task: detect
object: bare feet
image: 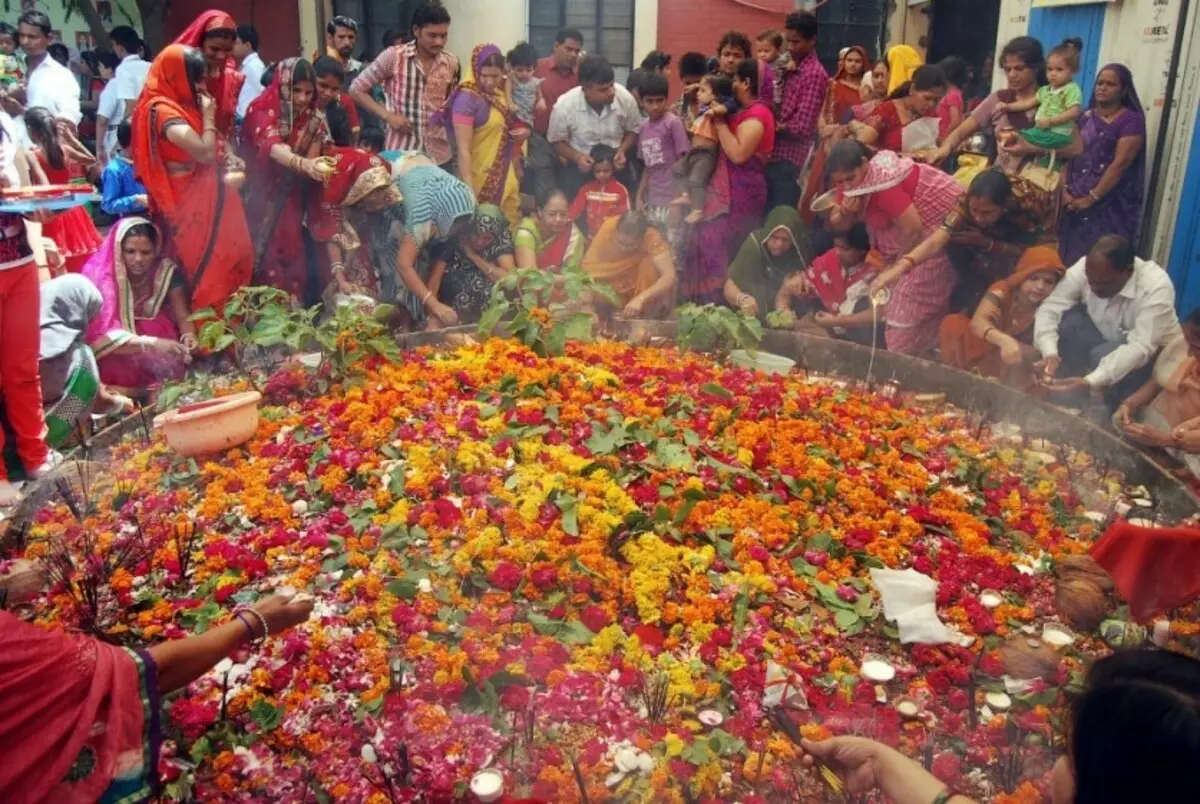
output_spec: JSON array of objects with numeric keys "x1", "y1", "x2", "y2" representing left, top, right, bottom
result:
[{"x1": 685, "y1": 209, "x2": 704, "y2": 224}]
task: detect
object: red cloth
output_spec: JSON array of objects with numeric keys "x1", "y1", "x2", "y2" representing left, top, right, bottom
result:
[
  {"x1": 132, "y1": 44, "x2": 253, "y2": 314},
  {"x1": 36, "y1": 152, "x2": 103, "y2": 272},
  {"x1": 0, "y1": 612, "x2": 158, "y2": 803},
  {"x1": 534, "y1": 56, "x2": 578, "y2": 135},
  {"x1": 1092, "y1": 521, "x2": 1200, "y2": 621},
  {"x1": 864, "y1": 100, "x2": 907, "y2": 153},
  {"x1": 240, "y1": 58, "x2": 330, "y2": 299},
  {"x1": 0, "y1": 262, "x2": 47, "y2": 477},
  {"x1": 568, "y1": 178, "x2": 630, "y2": 239},
  {"x1": 172, "y1": 10, "x2": 245, "y2": 141},
  {"x1": 805, "y1": 248, "x2": 885, "y2": 313}
]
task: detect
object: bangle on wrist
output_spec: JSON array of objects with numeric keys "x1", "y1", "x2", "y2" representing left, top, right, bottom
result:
[
  {"x1": 233, "y1": 605, "x2": 269, "y2": 646},
  {"x1": 422, "y1": 289, "x2": 433, "y2": 306},
  {"x1": 234, "y1": 611, "x2": 257, "y2": 643},
  {"x1": 931, "y1": 790, "x2": 966, "y2": 804},
  {"x1": 983, "y1": 326, "x2": 996, "y2": 343},
  {"x1": 1088, "y1": 190, "x2": 1101, "y2": 202}
]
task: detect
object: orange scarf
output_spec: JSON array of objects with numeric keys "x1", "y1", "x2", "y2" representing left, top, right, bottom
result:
[{"x1": 131, "y1": 45, "x2": 204, "y2": 216}]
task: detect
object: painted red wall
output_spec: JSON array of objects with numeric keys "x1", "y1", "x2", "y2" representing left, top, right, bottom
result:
[
  {"x1": 166, "y1": 0, "x2": 301, "y2": 62},
  {"x1": 656, "y1": 0, "x2": 793, "y2": 98}
]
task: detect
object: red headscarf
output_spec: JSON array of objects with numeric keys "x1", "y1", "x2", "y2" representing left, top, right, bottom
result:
[
  {"x1": 131, "y1": 44, "x2": 204, "y2": 216},
  {"x1": 172, "y1": 10, "x2": 244, "y2": 137},
  {"x1": 240, "y1": 58, "x2": 326, "y2": 171}
]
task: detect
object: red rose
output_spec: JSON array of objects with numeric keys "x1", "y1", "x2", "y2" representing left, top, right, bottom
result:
[
  {"x1": 931, "y1": 752, "x2": 961, "y2": 781},
  {"x1": 580, "y1": 606, "x2": 610, "y2": 633},
  {"x1": 499, "y1": 684, "x2": 531, "y2": 711},
  {"x1": 489, "y1": 562, "x2": 522, "y2": 591},
  {"x1": 633, "y1": 624, "x2": 664, "y2": 649},
  {"x1": 947, "y1": 688, "x2": 970, "y2": 710},
  {"x1": 530, "y1": 564, "x2": 559, "y2": 590}
]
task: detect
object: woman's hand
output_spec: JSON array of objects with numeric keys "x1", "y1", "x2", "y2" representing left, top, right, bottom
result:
[
  {"x1": 800, "y1": 737, "x2": 887, "y2": 796},
  {"x1": 429, "y1": 301, "x2": 459, "y2": 327},
  {"x1": 1064, "y1": 192, "x2": 1095, "y2": 212},
  {"x1": 737, "y1": 295, "x2": 759, "y2": 317},
  {"x1": 813, "y1": 311, "x2": 841, "y2": 328},
  {"x1": 999, "y1": 339, "x2": 1023, "y2": 366},
  {"x1": 297, "y1": 159, "x2": 326, "y2": 181},
  {"x1": 252, "y1": 592, "x2": 315, "y2": 636},
  {"x1": 1176, "y1": 429, "x2": 1200, "y2": 454},
  {"x1": 1123, "y1": 422, "x2": 1179, "y2": 449},
  {"x1": 180, "y1": 332, "x2": 199, "y2": 353},
  {"x1": 147, "y1": 337, "x2": 191, "y2": 362},
  {"x1": 928, "y1": 145, "x2": 951, "y2": 166},
  {"x1": 870, "y1": 262, "x2": 909, "y2": 295},
  {"x1": 198, "y1": 90, "x2": 216, "y2": 118},
  {"x1": 621, "y1": 295, "x2": 646, "y2": 319}
]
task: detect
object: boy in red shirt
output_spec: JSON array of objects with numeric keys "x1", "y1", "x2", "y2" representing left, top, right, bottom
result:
[{"x1": 568, "y1": 145, "x2": 630, "y2": 241}]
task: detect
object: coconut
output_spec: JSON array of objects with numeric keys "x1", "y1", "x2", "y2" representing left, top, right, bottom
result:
[
  {"x1": 999, "y1": 637, "x2": 1061, "y2": 680},
  {"x1": 1055, "y1": 577, "x2": 1109, "y2": 632},
  {"x1": 1055, "y1": 555, "x2": 1115, "y2": 594}
]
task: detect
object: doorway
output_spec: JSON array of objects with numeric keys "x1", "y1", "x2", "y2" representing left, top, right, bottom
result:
[
  {"x1": 927, "y1": 0, "x2": 1001, "y2": 75},
  {"x1": 333, "y1": 0, "x2": 420, "y2": 61}
]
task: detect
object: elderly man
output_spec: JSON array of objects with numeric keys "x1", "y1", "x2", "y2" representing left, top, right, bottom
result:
[
  {"x1": 1035, "y1": 235, "x2": 1183, "y2": 409},
  {"x1": 547, "y1": 55, "x2": 642, "y2": 201}
]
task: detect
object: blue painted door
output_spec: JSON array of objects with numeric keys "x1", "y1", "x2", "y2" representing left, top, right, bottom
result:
[
  {"x1": 1167, "y1": 104, "x2": 1200, "y2": 314},
  {"x1": 1027, "y1": 2, "x2": 1107, "y2": 100}
]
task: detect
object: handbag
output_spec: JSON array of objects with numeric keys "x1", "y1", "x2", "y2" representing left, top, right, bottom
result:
[{"x1": 1018, "y1": 149, "x2": 1061, "y2": 194}]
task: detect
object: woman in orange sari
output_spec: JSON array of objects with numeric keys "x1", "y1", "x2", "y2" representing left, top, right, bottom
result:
[
  {"x1": 172, "y1": 10, "x2": 244, "y2": 143},
  {"x1": 938, "y1": 245, "x2": 1065, "y2": 390},
  {"x1": 240, "y1": 58, "x2": 330, "y2": 301},
  {"x1": 132, "y1": 45, "x2": 253, "y2": 315},
  {"x1": 801, "y1": 46, "x2": 871, "y2": 222}
]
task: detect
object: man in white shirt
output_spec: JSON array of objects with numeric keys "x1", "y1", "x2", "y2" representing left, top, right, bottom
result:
[
  {"x1": 547, "y1": 55, "x2": 641, "y2": 200},
  {"x1": 1034, "y1": 235, "x2": 1183, "y2": 408},
  {"x1": 109, "y1": 26, "x2": 150, "y2": 122},
  {"x1": 234, "y1": 25, "x2": 265, "y2": 120},
  {"x1": 9, "y1": 11, "x2": 81, "y2": 146}
]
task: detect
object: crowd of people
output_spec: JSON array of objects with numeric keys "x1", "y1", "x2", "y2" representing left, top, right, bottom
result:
[
  {"x1": 0, "y1": 4, "x2": 1189, "y2": 496},
  {"x1": 1, "y1": 6, "x2": 1200, "y2": 803}
]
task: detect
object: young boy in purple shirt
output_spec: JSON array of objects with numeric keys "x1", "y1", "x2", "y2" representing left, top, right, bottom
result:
[{"x1": 634, "y1": 73, "x2": 689, "y2": 241}]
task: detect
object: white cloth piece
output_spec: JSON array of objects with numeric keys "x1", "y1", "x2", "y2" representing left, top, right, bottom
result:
[
  {"x1": 113, "y1": 55, "x2": 151, "y2": 104},
  {"x1": 96, "y1": 81, "x2": 121, "y2": 158},
  {"x1": 762, "y1": 660, "x2": 809, "y2": 709},
  {"x1": 16, "y1": 54, "x2": 82, "y2": 146},
  {"x1": 237, "y1": 52, "x2": 266, "y2": 118},
  {"x1": 1034, "y1": 256, "x2": 1183, "y2": 388},
  {"x1": 869, "y1": 567, "x2": 969, "y2": 645}
]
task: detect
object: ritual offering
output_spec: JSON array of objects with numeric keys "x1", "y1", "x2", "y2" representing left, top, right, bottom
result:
[
  {"x1": 0, "y1": 183, "x2": 97, "y2": 214},
  {"x1": 6, "y1": 328, "x2": 1197, "y2": 803}
]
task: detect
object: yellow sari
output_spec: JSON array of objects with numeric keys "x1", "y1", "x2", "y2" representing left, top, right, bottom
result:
[
  {"x1": 582, "y1": 217, "x2": 668, "y2": 305},
  {"x1": 449, "y1": 44, "x2": 521, "y2": 224}
]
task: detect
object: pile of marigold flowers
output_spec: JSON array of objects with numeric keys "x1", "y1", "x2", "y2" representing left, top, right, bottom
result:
[{"x1": 8, "y1": 338, "x2": 1180, "y2": 802}]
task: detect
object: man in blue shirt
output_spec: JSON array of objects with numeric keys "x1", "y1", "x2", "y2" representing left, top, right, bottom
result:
[{"x1": 100, "y1": 120, "x2": 147, "y2": 217}]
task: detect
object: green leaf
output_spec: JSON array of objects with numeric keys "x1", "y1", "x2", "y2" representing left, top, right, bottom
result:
[
  {"x1": 808, "y1": 532, "x2": 833, "y2": 552},
  {"x1": 250, "y1": 700, "x2": 284, "y2": 731},
  {"x1": 700, "y1": 382, "x2": 734, "y2": 400},
  {"x1": 733, "y1": 590, "x2": 749, "y2": 634},
  {"x1": 682, "y1": 739, "x2": 715, "y2": 765},
  {"x1": 189, "y1": 736, "x2": 212, "y2": 763},
  {"x1": 656, "y1": 442, "x2": 696, "y2": 472},
  {"x1": 527, "y1": 612, "x2": 595, "y2": 645},
  {"x1": 388, "y1": 579, "x2": 420, "y2": 600},
  {"x1": 835, "y1": 609, "x2": 862, "y2": 631},
  {"x1": 387, "y1": 466, "x2": 407, "y2": 497}
]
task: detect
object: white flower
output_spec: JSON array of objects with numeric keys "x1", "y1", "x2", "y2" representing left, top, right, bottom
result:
[
  {"x1": 360, "y1": 744, "x2": 378, "y2": 763},
  {"x1": 214, "y1": 658, "x2": 234, "y2": 675},
  {"x1": 418, "y1": 578, "x2": 432, "y2": 594},
  {"x1": 292, "y1": 499, "x2": 309, "y2": 516}
]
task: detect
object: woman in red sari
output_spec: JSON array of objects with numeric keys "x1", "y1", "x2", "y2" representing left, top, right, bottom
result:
[
  {"x1": 132, "y1": 44, "x2": 253, "y2": 315},
  {"x1": 240, "y1": 58, "x2": 330, "y2": 301},
  {"x1": 172, "y1": 10, "x2": 244, "y2": 143},
  {"x1": 801, "y1": 46, "x2": 871, "y2": 222}
]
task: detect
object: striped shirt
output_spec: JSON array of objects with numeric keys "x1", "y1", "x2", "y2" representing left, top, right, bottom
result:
[{"x1": 351, "y1": 43, "x2": 460, "y2": 164}]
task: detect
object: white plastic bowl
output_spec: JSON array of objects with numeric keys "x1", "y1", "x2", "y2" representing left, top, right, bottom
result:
[{"x1": 730, "y1": 350, "x2": 796, "y2": 376}]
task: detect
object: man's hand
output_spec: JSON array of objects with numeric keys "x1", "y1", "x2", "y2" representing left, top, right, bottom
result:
[
  {"x1": 1040, "y1": 376, "x2": 1090, "y2": 394},
  {"x1": 574, "y1": 153, "x2": 594, "y2": 173},
  {"x1": 1034, "y1": 355, "x2": 1062, "y2": 380},
  {"x1": 135, "y1": 194, "x2": 149, "y2": 208},
  {"x1": 511, "y1": 127, "x2": 532, "y2": 144},
  {"x1": 386, "y1": 112, "x2": 413, "y2": 134},
  {"x1": 813, "y1": 312, "x2": 840, "y2": 328},
  {"x1": 613, "y1": 150, "x2": 628, "y2": 170},
  {"x1": 621, "y1": 296, "x2": 646, "y2": 319}
]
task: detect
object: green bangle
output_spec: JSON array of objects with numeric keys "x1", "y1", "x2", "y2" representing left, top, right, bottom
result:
[{"x1": 932, "y1": 790, "x2": 961, "y2": 804}]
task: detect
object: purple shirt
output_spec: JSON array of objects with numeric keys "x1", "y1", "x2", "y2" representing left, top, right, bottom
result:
[{"x1": 637, "y1": 112, "x2": 690, "y2": 207}]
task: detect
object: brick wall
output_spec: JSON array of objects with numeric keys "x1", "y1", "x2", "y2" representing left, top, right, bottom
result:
[
  {"x1": 656, "y1": 0, "x2": 794, "y2": 98},
  {"x1": 166, "y1": 0, "x2": 301, "y2": 62}
]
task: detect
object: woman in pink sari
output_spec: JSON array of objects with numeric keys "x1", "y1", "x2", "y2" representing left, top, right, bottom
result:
[
  {"x1": 826, "y1": 142, "x2": 964, "y2": 355},
  {"x1": 0, "y1": 591, "x2": 312, "y2": 804},
  {"x1": 81, "y1": 217, "x2": 195, "y2": 394},
  {"x1": 680, "y1": 58, "x2": 775, "y2": 304},
  {"x1": 240, "y1": 58, "x2": 330, "y2": 302}
]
